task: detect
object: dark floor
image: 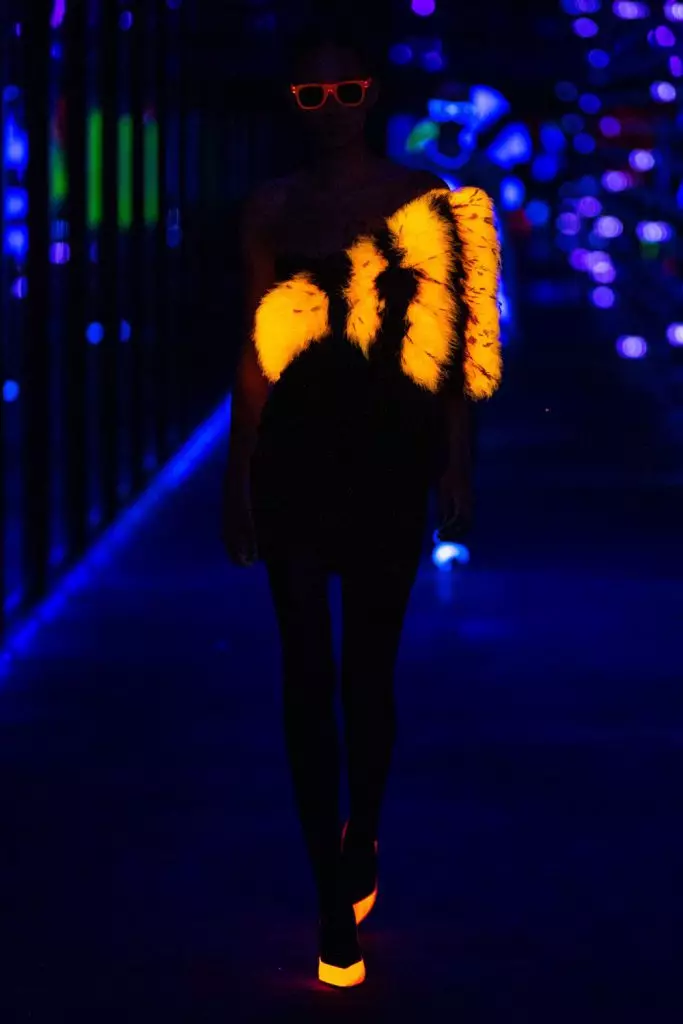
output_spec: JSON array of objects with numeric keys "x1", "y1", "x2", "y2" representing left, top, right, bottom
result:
[{"x1": 1, "y1": 296, "x2": 682, "y2": 1022}]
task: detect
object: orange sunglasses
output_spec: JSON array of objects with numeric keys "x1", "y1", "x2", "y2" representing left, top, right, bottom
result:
[{"x1": 290, "y1": 79, "x2": 373, "y2": 111}]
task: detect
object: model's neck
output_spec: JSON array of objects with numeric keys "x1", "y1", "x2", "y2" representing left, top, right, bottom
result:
[{"x1": 310, "y1": 138, "x2": 375, "y2": 188}]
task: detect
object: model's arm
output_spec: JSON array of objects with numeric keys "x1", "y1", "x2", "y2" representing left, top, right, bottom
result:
[
  {"x1": 228, "y1": 193, "x2": 275, "y2": 474},
  {"x1": 224, "y1": 189, "x2": 277, "y2": 564},
  {"x1": 437, "y1": 387, "x2": 474, "y2": 536}
]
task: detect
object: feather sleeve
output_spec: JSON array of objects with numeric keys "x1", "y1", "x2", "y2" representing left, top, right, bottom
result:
[
  {"x1": 386, "y1": 191, "x2": 459, "y2": 393},
  {"x1": 252, "y1": 272, "x2": 330, "y2": 383},
  {"x1": 447, "y1": 187, "x2": 502, "y2": 400}
]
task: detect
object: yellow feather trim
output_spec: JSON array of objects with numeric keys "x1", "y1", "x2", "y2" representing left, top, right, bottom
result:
[
  {"x1": 448, "y1": 187, "x2": 502, "y2": 400},
  {"x1": 387, "y1": 191, "x2": 458, "y2": 392},
  {"x1": 253, "y1": 272, "x2": 330, "y2": 383},
  {"x1": 344, "y1": 237, "x2": 388, "y2": 356}
]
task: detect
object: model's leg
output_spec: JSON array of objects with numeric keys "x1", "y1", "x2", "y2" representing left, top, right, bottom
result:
[
  {"x1": 340, "y1": 538, "x2": 424, "y2": 847},
  {"x1": 264, "y1": 551, "x2": 342, "y2": 911}
]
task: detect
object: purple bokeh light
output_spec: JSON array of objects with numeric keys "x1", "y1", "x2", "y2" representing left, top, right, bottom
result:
[
  {"x1": 10, "y1": 276, "x2": 28, "y2": 299},
  {"x1": 670, "y1": 56, "x2": 683, "y2": 76},
  {"x1": 664, "y1": 1, "x2": 683, "y2": 20},
  {"x1": 557, "y1": 212, "x2": 581, "y2": 235},
  {"x1": 667, "y1": 324, "x2": 683, "y2": 345},
  {"x1": 613, "y1": 1, "x2": 650, "y2": 17},
  {"x1": 649, "y1": 25, "x2": 676, "y2": 45},
  {"x1": 577, "y1": 196, "x2": 602, "y2": 217},
  {"x1": 595, "y1": 216, "x2": 623, "y2": 238},
  {"x1": 637, "y1": 221, "x2": 673, "y2": 242},
  {"x1": 602, "y1": 170, "x2": 633, "y2": 191},
  {"x1": 629, "y1": 149, "x2": 655, "y2": 171},
  {"x1": 411, "y1": 0, "x2": 436, "y2": 14},
  {"x1": 651, "y1": 81, "x2": 677, "y2": 102},
  {"x1": 599, "y1": 116, "x2": 621, "y2": 137},
  {"x1": 616, "y1": 336, "x2": 647, "y2": 359},
  {"x1": 591, "y1": 286, "x2": 615, "y2": 308},
  {"x1": 50, "y1": 0, "x2": 66, "y2": 28},
  {"x1": 574, "y1": 17, "x2": 599, "y2": 36},
  {"x1": 49, "y1": 242, "x2": 71, "y2": 264}
]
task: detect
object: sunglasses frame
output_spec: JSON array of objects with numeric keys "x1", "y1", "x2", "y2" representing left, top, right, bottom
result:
[{"x1": 290, "y1": 78, "x2": 373, "y2": 111}]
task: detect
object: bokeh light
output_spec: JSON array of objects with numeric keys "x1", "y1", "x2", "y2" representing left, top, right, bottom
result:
[
  {"x1": 411, "y1": 0, "x2": 436, "y2": 15},
  {"x1": 579, "y1": 93, "x2": 602, "y2": 113},
  {"x1": 577, "y1": 196, "x2": 602, "y2": 217},
  {"x1": 616, "y1": 335, "x2": 647, "y2": 358},
  {"x1": 637, "y1": 221, "x2": 673, "y2": 242},
  {"x1": 86, "y1": 322, "x2": 104, "y2": 345},
  {"x1": 667, "y1": 324, "x2": 683, "y2": 345},
  {"x1": 591, "y1": 285, "x2": 615, "y2": 308},
  {"x1": 574, "y1": 17, "x2": 599, "y2": 36},
  {"x1": 389, "y1": 43, "x2": 413, "y2": 65},
  {"x1": 602, "y1": 169, "x2": 633, "y2": 191},
  {"x1": 3, "y1": 380, "x2": 20, "y2": 402},
  {"x1": 574, "y1": 133, "x2": 596, "y2": 153},
  {"x1": 556, "y1": 81, "x2": 579, "y2": 101},
  {"x1": 599, "y1": 116, "x2": 621, "y2": 137},
  {"x1": 595, "y1": 215, "x2": 623, "y2": 238},
  {"x1": 588, "y1": 48, "x2": 610, "y2": 67},
  {"x1": 629, "y1": 149, "x2": 655, "y2": 171},
  {"x1": 650, "y1": 81, "x2": 676, "y2": 102},
  {"x1": 613, "y1": 1, "x2": 650, "y2": 18}
]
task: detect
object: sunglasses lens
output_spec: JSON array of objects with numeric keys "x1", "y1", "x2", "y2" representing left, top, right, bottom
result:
[
  {"x1": 297, "y1": 85, "x2": 325, "y2": 109},
  {"x1": 337, "y1": 82, "x2": 365, "y2": 106}
]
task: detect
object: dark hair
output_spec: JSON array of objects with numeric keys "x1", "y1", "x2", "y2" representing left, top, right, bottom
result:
[{"x1": 286, "y1": 18, "x2": 384, "y2": 81}]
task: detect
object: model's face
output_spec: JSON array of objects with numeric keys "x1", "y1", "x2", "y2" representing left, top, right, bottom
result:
[{"x1": 291, "y1": 44, "x2": 377, "y2": 152}]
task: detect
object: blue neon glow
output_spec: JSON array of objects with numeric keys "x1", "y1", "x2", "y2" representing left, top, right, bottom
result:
[
  {"x1": 588, "y1": 49, "x2": 610, "y2": 67},
  {"x1": 1, "y1": 399, "x2": 232, "y2": 674},
  {"x1": 439, "y1": 174, "x2": 461, "y2": 191},
  {"x1": 526, "y1": 200, "x2": 551, "y2": 226},
  {"x1": 501, "y1": 176, "x2": 526, "y2": 210},
  {"x1": 120, "y1": 320, "x2": 132, "y2": 341},
  {"x1": 574, "y1": 133, "x2": 596, "y2": 153},
  {"x1": 10, "y1": 276, "x2": 28, "y2": 298},
  {"x1": 4, "y1": 225, "x2": 28, "y2": 258},
  {"x1": 487, "y1": 124, "x2": 532, "y2": 168},
  {"x1": 422, "y1": 50, "x2": 444, "y2": 73},
  {"x1": 540, "y1": 124, "x2": 566, "y2": 153},
  {"x1": 389, "y1": 43, "x2": 413, "y2": 65},
  {"x1": 427, "y1": 99, "x2": 476, "y2": 125},
  {"x1": 616, "y1": 335, "x2": 647, "y2": 358},
  {"x1": 3, "y1": 380, "x2": 20, "y2": 402},
  {"x1": 50, "y1": 0, "x2": 66, "y2": 28},
  {"x1": 5, "y1": 188, "x2": 28, "y2": 219},
  {"x1": 86, "y1": 322, "x2": 104, "y2": 344},
  {"x1": 470, "y1": 86, "x2": 510, "y2": 128},
  {"x1": 432, "y1": 541, "x2": 471, "y2": 570},
  {"x1": 532, "y1": 153, "x2": 560, "y2": 181},
  {"x1": 3, "y1": 116, "x2": 28, "y2": 171}
]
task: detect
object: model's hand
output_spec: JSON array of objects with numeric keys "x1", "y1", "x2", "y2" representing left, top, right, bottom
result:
[
  {"x1": 223, "y1": 469, "x2": 258, "y2": 567},
  {"x1": 437, "y1": 463, "x2": 473, "y2": 541}
]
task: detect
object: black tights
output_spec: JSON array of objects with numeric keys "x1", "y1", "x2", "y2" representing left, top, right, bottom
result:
[{"x1": 265, "y1": 542, "x2": 423, "y2": 911}]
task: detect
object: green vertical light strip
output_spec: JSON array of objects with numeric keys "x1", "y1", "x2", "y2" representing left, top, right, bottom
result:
[
  {"x1": 86, "y1": 109, "x2": 103, "y2": 229},
  {"x1": 143, "y1": 117, "x2": 159, "y2": 225},
  {"x1": 49, "y1": 142, "x2": 68, "y2": 207},
  {"x1": 118, "y1": 114, "x2": 133, "y2": 230}
]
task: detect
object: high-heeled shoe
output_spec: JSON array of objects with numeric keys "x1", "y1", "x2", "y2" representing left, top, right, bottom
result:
[
  {"x1": 318, "y1": 898, "x2": 366, "y2": 988},
  {"x1": 341, "y1": 820, "x2": 379, "y2": 925}
]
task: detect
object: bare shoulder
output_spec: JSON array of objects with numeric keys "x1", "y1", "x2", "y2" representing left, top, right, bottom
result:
[
  {"x1": 406, "y1": 167, "x2": 450, "y2": 194},
  {"x1": 377, "y1": 160, "x2": 449, "y2": 205},
  {"x1": 242, "y1": 174, "x2": 295, "y2": 238}
]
